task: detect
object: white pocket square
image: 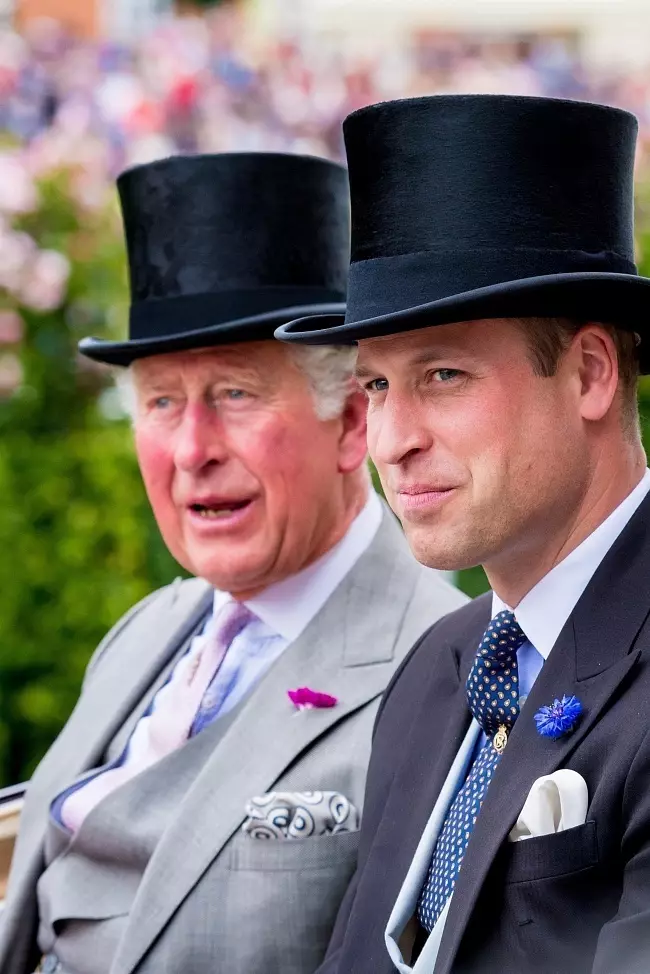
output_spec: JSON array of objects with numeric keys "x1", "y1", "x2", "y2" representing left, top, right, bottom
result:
[
  {"x1": 508, "y1": 769, "x2": 588, "y2": 842},
  {"x1": 242, "y1": 790, "x2": 359, "y2": 839}
]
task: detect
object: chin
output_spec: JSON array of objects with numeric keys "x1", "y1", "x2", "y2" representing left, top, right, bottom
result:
[
  {"x1": 416, "y1": 551, "x2": 465, "y2": 571},
  {"x1": 189, "y1": 551, "x2": 272, "y2": 594},
  {"x1": 403, "y1": 529, "x2": 475, "y2": 573}
]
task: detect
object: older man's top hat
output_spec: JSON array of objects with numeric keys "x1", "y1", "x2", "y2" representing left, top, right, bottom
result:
[
  {"x1": 277, "y1": 94, "x2": 650, "y2": 372},
  {"x1": 79, "y1": 152, "x2": 349, "y2": 366}
]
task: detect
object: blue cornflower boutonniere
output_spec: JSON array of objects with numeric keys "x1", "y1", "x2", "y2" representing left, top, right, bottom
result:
[{"x1": 534, "y1": 694, "x2": 583, "y2": 740}]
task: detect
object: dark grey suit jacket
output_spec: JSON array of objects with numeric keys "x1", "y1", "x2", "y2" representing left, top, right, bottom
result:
[
  {"x1": 317, "y1": 492, "x2": 650, "y2": 974},
  {"x1": 0, "y1": 508, "x2": 466, "y2": 974}
]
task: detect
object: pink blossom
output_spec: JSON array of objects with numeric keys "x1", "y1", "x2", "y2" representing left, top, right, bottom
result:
[
  {"x1": 0, "y1": 229, "x2": 37, "y2": 291},
  {"x1": 0, "y1": 154, "x2": 38, "y2": 214},
  {"x1": 18, "y1": 249, "x2": 70, "y2": 312},
  {"x1": 287, "y1": 687, "x2": 338, "y2": 710},
  {"x1": 0, "y1": 311, "x2": 24, "y2": 344}
]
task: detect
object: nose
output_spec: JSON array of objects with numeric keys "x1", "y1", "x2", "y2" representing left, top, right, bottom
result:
[
  {"x1": 173, "y1": 402, "x2": 228, "y2": 474},
  {"x1": 369, "y1": 392, "x2": 433, "y2": 468}
]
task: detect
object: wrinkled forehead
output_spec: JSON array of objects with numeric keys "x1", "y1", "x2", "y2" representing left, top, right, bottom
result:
[{"x1": 131, "y1": 341, "x2": 290, "y2": 388}]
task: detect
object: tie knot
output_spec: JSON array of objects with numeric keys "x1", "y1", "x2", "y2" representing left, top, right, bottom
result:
[
  {"x1": 477, "y1": 609, "x2": 526, "y2": 660},
  {"x1": 466, "y1": 609, "x2": 524, "y2": 741}
]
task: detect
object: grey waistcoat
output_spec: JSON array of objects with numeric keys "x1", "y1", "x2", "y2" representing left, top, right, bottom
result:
[{"x1": 36, "y1": 683, "x2": 236, "y2": 974}]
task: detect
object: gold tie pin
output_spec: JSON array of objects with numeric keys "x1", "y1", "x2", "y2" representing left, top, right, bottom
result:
[{"x1": 493, "y1": 724, "x2": 508, "y2": 754}]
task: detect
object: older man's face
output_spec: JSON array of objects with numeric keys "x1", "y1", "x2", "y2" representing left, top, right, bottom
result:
[
  {"x1": 132, "y1": 342, "x2": 366, "y2": 597},
  {"x1": 357, "y1": 318, "x2": 592, "y2": 575}
]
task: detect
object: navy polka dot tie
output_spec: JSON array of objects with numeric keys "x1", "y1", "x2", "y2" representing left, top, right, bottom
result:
[{"x1": 417, "y1": 610, "x2": 526, "y2": 933}]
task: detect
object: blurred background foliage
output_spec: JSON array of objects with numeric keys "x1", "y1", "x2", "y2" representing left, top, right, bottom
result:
[
  {"x1": 0, "y1": 166, "x2": 184, "y2": 785},
  {"x1": 4, "y1": 6, "x2": 650, "y2": 784}
]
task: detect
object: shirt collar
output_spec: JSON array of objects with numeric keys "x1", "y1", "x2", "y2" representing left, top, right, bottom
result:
[
  {"x1": 211, "y1": 490, "x2": 383, "y2": 643},
  {"x1": 492, "y1": 469, "x2": 650, "y2": 660}
]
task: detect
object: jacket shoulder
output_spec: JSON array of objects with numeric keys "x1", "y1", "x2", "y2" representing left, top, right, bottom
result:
[
  {"x1": 392, "y1": 566, "x2": 469, "y2": 666},
  {"x1": 421, "y1": 590, "x2": 493, "y2": 658},
  {"x1": 83, "y1": 577, "x2": 209, "y2": 687},
  {"x1": 375, "y1": 591, "x2": 492, "y2": 732},
  {"x1": 370, "y1": 506, "x2": 470, "y2": 651}
]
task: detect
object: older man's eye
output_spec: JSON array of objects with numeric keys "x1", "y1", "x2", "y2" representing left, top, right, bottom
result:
[
  {"x1": 365, "y1": 378, "x2": 389, "y2": 393},
  {"x1": 153, "y1": 396, "x2": 172, "y2": 409},
  {"x1": 208, "y1": 389, "x2": 250, "y2": 407}
]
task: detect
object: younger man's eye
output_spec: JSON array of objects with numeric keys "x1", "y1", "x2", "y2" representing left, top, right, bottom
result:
[{"x1": 432, "y1": 369, "x2": 462, "y2": 383}]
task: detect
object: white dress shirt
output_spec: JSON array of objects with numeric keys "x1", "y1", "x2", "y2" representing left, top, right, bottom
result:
[{"x1": 492, "y1": 468, "x2": 650, "y2": 707}]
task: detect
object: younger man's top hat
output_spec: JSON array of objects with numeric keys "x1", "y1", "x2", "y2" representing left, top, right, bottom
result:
[
  {"x1": 277, "y1": 95, "x2": 650, "y2": 373},
  {"x1": 79, "y1": 152, "x2": 349, "y2": 367}
]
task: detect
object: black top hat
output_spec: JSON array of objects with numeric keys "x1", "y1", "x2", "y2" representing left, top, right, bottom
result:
[
  {"x1": 277, "y1": 95, "x2": 650, "y2": 372},
  {"x1": 79, "y1": 152, "x2": 350, "y2": 366}
]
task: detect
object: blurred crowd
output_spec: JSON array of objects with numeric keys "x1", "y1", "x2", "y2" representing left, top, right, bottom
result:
[
  {"x1": 4, "y1": 4, "x2": 650, "y2": 323},
  {"x1": 4, "y1": 6, "x2": 650, "y2": 182}
]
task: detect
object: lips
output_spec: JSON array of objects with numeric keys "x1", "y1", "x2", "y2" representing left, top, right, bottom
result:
[
  {"x1": 188, "y1": 498, "x2": 254, "y2": 519},
  {"x1": 394, "y1": 484, "x2": 457, "y2": 513},
  {"x1": 395, "y1": 484, "x2": 456, "y2": 497}
]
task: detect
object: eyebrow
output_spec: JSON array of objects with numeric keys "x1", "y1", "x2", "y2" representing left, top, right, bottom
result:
[
  {"x1": 133, "y1": 378, "x2": 176, "y2": 395},
  {"x1": 354, "y1": 363, "x2": 378, "y2": 381},
  {"x1": 355, "y1": 348, "x2": 454, "y2": 380}
]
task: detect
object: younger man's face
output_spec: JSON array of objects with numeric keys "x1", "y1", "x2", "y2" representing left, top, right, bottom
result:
[{"x1": 356, "y1": 317, "x2": 592, "y2": 575}]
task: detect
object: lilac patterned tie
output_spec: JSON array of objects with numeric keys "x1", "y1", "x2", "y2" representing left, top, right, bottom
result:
[
  {"x1": 61, "y1": 599, "x2": 254, "y2": 833},
  {"x1": 417, "y1": 610, "x2": 526, "y2": 932},
  {"x1": 190, "y1": 601, "x2": 254, "y2": 735}
]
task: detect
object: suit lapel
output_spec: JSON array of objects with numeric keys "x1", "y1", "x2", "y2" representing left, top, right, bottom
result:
[
  {"x1": 434, "y1": 496, "x2": 650, "y2": 974},
  {"x1": 114, "y1": 513, "x2": 423, "y2": 974},
  {"x1": 10, "y1": 581, "x2": 212, "y2": 899},
  {"x1": 364, "y1": 600, "x2": 488, "y2": 949}
]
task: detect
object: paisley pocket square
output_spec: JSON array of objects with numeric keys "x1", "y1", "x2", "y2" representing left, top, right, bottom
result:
[
  {"x1": 508, "y1": 769, "x2": 588, "y2": 842},
  {"x1": 242, "y1": 790, "x2": 359, "y2": 839}
]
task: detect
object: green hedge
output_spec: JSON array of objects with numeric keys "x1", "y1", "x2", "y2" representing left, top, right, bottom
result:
[{"x1": 0, "y1": 173, "x2": 184, "y2": 784}]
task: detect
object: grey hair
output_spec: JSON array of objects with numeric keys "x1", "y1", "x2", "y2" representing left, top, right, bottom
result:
[
  {"x1": 114, "y1": 344, "x2": 358, "y2": 422},
  {"x1": 287, "y1": 344, "x2": 358, "y2": 420},
  {"x1": 114, "y1": 367, "x2": 138, "y2": 421}
]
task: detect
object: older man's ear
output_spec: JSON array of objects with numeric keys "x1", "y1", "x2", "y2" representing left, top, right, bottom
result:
[{"x1": 336, "y1": 387, "x2": 370, "y2": 475}]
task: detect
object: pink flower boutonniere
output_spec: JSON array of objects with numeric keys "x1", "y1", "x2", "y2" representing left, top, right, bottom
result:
[{"x1": 288, "y1": 687, "x2": 338, "y2": 710}]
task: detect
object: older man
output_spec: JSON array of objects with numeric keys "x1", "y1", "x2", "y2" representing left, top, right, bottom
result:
[
  {"x1": 278, "y1": 96, "x2": 650, "y2": 973},
  {"x1": 0, "y1": 152, "x2": 465, "y2": 974}
]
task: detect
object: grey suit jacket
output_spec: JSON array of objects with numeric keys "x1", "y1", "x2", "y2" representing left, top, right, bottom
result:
[{"x1": 0, "y1": 508, "x2": 467, "y2": 974}]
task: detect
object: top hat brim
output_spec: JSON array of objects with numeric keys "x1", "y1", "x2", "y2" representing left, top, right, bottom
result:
[
  {"x1": 79, "y1": 302, "x2": 347, "y2": 367},
  {"x1": 275, "y1": 272, "x2": 650, "y2": 373}
]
